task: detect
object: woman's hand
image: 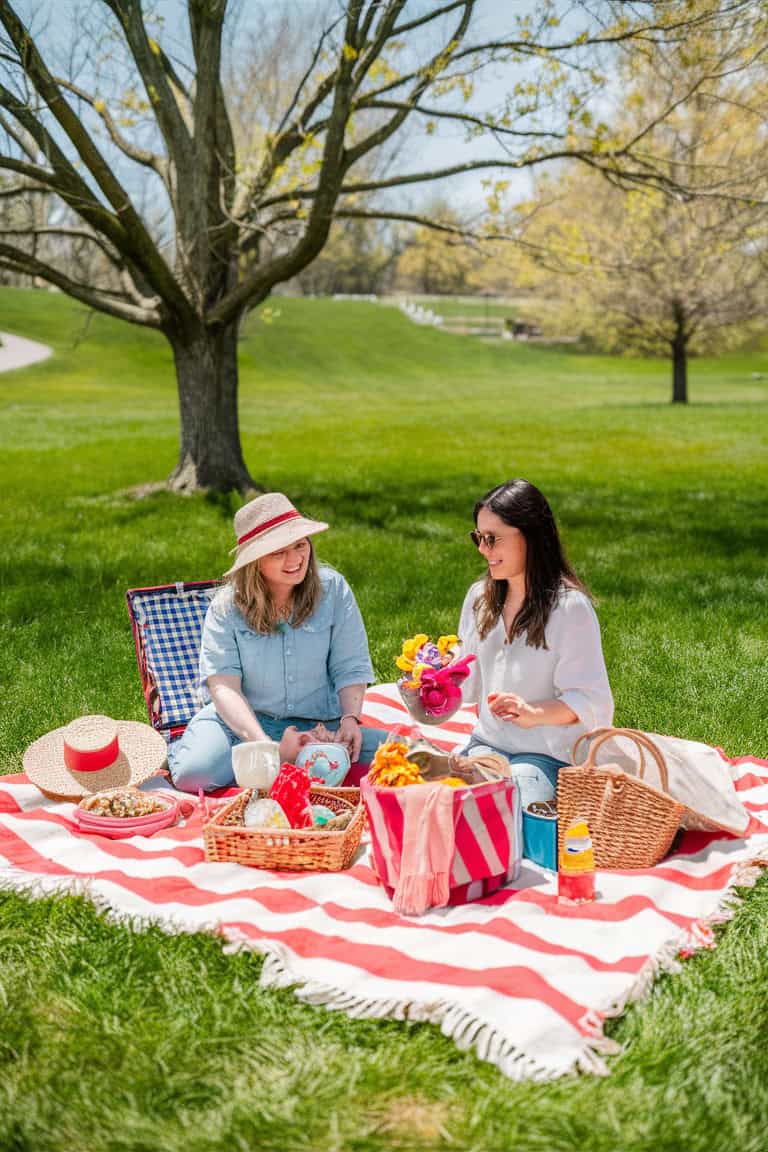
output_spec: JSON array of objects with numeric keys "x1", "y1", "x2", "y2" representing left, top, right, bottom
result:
[
  {"x1": 278, "y1": 726, "x2": 307, "y2": 764},
  {"x1": 335, "y1": 715, "x2": 363, "y2": 762},
  {"x1": 303, "y1": 722, "x2": 335, "y2": 744},
  {"x1": 487, "y1": 692, "x2": 543, "y2": 729}
]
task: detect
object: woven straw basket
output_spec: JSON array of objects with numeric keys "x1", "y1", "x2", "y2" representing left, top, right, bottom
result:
[
  {"x1": 557, "y1": 728, "x2": 685, "y2": 869},
  {"x1": 323, "y1": 785, "x2": 361, "y2": 807},
  {"x1": 203, "y1": 787, "x2": 364, "y2": 871}
]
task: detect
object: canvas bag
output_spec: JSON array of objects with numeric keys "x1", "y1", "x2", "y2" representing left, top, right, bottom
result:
[
  {"x1": 576, "y1": 727, "x2": 749, "y2": 835},
  {"x1": 361, "y1": 774, "x2": 522, "y2": 914}
]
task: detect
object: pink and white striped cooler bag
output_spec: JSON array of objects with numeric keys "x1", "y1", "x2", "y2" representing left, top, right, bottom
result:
[{"x1": 361, "y1": 777, "x2": 522, "y2": 908}]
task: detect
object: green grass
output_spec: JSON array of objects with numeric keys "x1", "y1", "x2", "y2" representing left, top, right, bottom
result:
[{"x1": 1, "y1": 286, "x2": 767, "y2": 1151}]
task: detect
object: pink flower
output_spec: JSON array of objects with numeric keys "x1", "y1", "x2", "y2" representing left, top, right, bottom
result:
[{"x1": 418, "y1": 655, "x2": 475, "y2": 717}]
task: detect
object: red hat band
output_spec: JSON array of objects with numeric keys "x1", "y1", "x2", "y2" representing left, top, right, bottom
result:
[
  {"x1": 237, "y1": 509, "x2": 302, "y2": 548},
  {"x1": 63, "y1": 734, "x2": 120, "y2": 773}
]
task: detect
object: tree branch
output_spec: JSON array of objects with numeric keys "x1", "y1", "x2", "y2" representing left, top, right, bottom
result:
[
  {"x1": 260, "y1": 151, "x2": 604, "y2": 209},
  {"x1": 273, "y1": 11, "x2": 346, "y2": 139},
  {"x1": 357, "y1": 98, "x2": 566, "y2": 141},
  {"x1": 345, "y1": 1, "x2": 474, "y2": 169},
  {"x1": 0, "y1": 240, "x2": 162, "y2": 326},
  {"x1": 0, "y1": 4, "x2": 190, "y2": 317},
  {"x1": 212, "y1": 1, "x2": 367, "y2": 324},
  {"x1": 99, "y1": 0, "x2": 193, "y2": 158},
  {"x1": 0, "y1": 179, "x2": 49, "y2": 198},
  {"x1": 391, "y1": 0, "x2": 471, "y2": 38},
  {"x1": 334, "y1": 206, "x2": 517, "y2": 244},
  {"x1": 0, "y1": 224, "x2": 121, "y2": 264},
  {"x1": 52, "y1": 74, "x2": 166, "y2": 175}
]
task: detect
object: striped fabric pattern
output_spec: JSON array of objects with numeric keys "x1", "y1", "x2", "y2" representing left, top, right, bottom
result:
[
  {"x1": 2, "y1": 682, "x2": 767, "y2": 1081},
  {"x1": 364, "y1": 777, "x2": 522, "y2": 904}
]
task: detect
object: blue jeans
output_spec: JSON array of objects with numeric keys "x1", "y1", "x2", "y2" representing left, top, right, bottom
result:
[
  {"x1": 461, "y1": 736, "x2": 567, "y2": 811},
  {"x1": 167, "y1": 701, "x2": 387, "y2": 793}
]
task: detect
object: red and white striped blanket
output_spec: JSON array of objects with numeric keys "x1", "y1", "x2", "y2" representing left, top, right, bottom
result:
[{"x1": 2, "y1": 684, "x2": 767, "y2": 1081}]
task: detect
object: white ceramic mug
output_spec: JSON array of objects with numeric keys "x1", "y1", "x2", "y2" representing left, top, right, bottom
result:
[{"x1": 231, "y1": 740, "x2": 281, "y2": 790}]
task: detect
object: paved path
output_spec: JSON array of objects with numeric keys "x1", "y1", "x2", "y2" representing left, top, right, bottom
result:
[{"x1": 0, "y1": 331, "x2": 53, "y2": 373}]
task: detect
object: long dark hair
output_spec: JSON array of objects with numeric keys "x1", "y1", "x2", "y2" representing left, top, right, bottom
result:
[{"x1": 473, "y1": 479, "x2": 588, "y2": 648}]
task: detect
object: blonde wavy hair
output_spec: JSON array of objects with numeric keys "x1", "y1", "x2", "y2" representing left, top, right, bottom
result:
[{"x1": 228, "y1": 541, "x2": 322, "y2": 633}]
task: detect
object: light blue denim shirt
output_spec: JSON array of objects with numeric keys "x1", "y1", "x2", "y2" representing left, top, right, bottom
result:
[{"x1": 198, "y1": 566, "x2": 374, "y2": 721}]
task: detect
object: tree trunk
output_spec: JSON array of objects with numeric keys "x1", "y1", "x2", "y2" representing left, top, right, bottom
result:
[
  {"x1": 671, "y1": 308, "x2": 688, "y2": 405},
  {"x1": 167, "y1": 320, "x2": 256, "y2": 494}
]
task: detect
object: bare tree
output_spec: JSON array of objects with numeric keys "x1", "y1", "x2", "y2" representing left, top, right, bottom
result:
[
  {"x1": 517, "y1": 10, "x2": 768, "y2": 403},
  {"x1": 0, "y1": 0, "x2": 764, "y2": 490}
]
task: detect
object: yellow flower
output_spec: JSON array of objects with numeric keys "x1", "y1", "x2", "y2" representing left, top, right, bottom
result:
[
  {"x1": 395, "y1": 633, "x2": 429, "y2": 673},
  {"x1": 437, "y1": 634, "x2": 459, "y2": 658},
  {"x1": 368, "y1": 740, "x2": 424, "y2": 787}
]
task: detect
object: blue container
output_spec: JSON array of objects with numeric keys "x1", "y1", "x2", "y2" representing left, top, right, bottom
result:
[
  {"x1": 522, "y1": 809, "x2": 558, "y2": 871},
  {"x1": 295, "y1": 743, "x2": 351, "y2": 788}
]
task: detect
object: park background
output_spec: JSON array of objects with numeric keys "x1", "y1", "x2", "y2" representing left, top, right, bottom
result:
[{"x1": 1, "y1": 2, "x2": 768, "y2": 1150}]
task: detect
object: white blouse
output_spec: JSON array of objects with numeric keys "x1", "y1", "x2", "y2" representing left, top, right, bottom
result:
[{"x1": 458, "y1": 582, "x2": 614, "y2": 764}]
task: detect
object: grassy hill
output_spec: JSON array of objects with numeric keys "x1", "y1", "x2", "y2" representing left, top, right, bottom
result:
[{"x1": 1, "y1": 286, "x2": 767, "y2": 1152}]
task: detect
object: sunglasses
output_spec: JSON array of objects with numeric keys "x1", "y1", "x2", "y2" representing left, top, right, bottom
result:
[{"x1": 469, "y1": 530, "x2": 506, "y2": 550}]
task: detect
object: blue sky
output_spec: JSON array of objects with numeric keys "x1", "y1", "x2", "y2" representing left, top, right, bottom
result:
[{"x1": 17, "y1": 0, "x2": 577, "y2": 213}]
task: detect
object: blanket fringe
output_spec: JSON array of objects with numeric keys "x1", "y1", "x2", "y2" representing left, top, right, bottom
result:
[
  {"x1": 257, "y1": 944, "x2": 595, "y2": 1082},
  {"x1": 0, "y1": 868, "x2": 230, "y2": 943},
  {"x1": 596, "y1": 851, "x2": 768, "y2": 1029}
]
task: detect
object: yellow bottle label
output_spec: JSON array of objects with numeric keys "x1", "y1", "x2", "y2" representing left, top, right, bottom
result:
[{"x1": 559, "y1": 819, "x2": 595, "y2": 873}]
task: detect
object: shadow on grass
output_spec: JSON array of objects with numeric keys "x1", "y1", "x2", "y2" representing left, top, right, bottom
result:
[
  {"x1": 3, "y1": 478, "x2": 766, "y2": 633},
  {"x1": 610, "y1": 399, "x2": 768, "y2": 409}
]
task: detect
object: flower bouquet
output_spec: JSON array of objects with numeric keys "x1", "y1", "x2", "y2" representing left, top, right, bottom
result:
[
  {"x1": 395, "y1": 633, "x2": 475, "y2": 725},
  {"x1": 366, "y1": 734, "x2": 506, "y2": 789}
]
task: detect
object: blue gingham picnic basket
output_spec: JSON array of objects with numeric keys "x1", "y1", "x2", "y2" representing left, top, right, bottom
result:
[{"x1": 126, "y1": 581, "x2": 218, "y2": 742}]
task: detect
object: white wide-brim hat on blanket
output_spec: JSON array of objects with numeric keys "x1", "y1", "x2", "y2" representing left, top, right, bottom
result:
[
  {"x1": 24, "y1": 714, "x2": 168, "y2": 801},
  {"x1": 225, "y1": 492, "x2": 328, "y2": 575}
]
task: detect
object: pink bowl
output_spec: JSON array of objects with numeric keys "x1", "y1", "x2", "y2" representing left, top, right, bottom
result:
[{"x1": 73, "y1": 794, "x2": 186, "y2": 838}]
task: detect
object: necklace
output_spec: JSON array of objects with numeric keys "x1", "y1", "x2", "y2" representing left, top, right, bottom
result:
[{"x1": 274, "y1": 600, "x2": 293, "y2": 621}]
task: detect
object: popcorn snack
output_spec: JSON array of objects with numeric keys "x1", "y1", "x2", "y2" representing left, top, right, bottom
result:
[{"x1": 78, "y1": 787, "x2": 167, "y2": 819}]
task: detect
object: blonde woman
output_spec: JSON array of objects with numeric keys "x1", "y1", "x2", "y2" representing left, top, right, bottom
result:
[{"x1": 168, "y1": 493, "x2": 384, "y2": 793}]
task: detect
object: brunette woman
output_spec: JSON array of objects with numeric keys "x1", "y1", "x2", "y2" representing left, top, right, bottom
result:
[{"x1": 457, "y1": 479, "x2": 613, "y2": 808}]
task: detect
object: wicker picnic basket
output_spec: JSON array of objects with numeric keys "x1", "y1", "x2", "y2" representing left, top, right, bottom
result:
[
  {"x1": 323, "y1": 785, "x2": 361, "y2": 806},
  {"x1": 557, "y1": 728, "x2": 685, "y2": 869},
  {"x1": 203, "y1": 787, "x2": 365, "y2": 871}
]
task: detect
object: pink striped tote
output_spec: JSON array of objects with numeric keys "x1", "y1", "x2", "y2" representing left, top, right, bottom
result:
[{"x1": 361, "y1": 777, "x2": 522, "y2": 910}]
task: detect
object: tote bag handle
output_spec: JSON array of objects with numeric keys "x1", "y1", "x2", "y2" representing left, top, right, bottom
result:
[{"x1": 571, "y1": 727, "x2": 670, "y2": 794}]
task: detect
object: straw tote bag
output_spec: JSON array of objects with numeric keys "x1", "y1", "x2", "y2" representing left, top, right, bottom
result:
[{"x1": 557, "y1": 728, "x2": 685, "y2": 869}]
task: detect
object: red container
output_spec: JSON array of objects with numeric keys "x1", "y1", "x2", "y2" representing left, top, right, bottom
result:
[{"x1": 361, "y1": 776, "x2": 522, "y2": 910}]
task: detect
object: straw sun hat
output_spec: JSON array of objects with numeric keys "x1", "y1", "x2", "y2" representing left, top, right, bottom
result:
[
  {"x1": 224, "y1": 492, "x2": 328, "y2": 576},
  {"x1": 23, "y1": 715, "x2": 168, "y2": 802}
]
